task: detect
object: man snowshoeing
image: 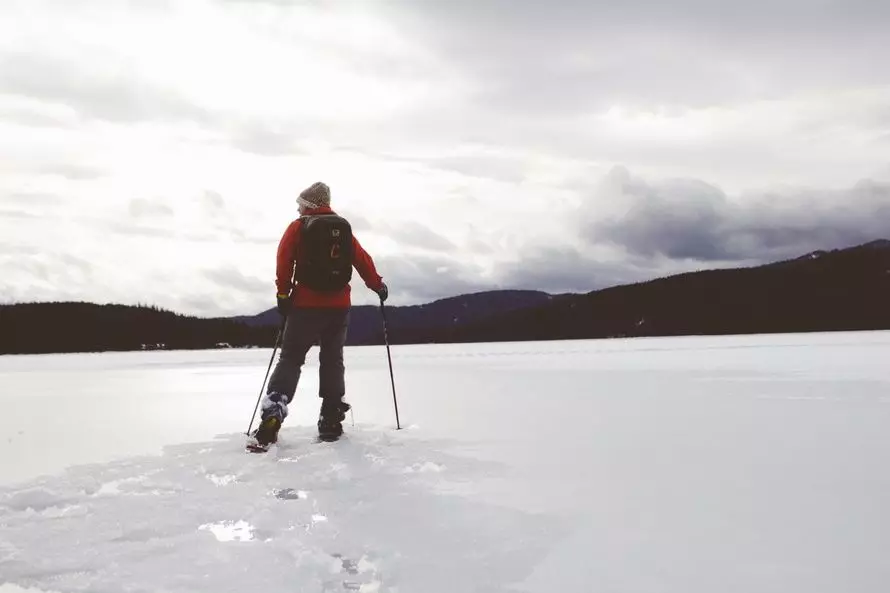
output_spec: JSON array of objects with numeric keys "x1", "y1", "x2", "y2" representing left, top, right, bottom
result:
[{"x1": 250, "y1": 181, "x2": 388, "y2": 448}]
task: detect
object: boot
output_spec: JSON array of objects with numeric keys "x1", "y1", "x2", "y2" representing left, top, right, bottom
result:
[
  {"x1": 252, "y1": 392, "x2": 288, "y2": 447},
  {"x1": 317, "y1": 397, "x2": 350, "y2": 440}
]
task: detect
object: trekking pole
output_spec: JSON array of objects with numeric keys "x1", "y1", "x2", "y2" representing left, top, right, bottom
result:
[
  {"x1": 379, "y1": 299, "x2": 401, "y2": 430},
  {"x1": 245, "y1": 318, "x2": 286, "y2": 435}
]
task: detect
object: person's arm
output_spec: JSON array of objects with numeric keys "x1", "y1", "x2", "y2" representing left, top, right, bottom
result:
[
  {"x1": 351, "y1": 235, "x2": 384, "y2": 292},
  {"x1": 276, "y1": 220, "x2": 302, "y2": 297}
]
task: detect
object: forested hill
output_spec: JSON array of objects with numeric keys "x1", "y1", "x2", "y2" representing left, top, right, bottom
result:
[
  {"x1": 2, "y1": 240, "x2": 888, "y2": 355},
  {"x1": 0, "y1": 290, "x2": 554, "y2": 354},
  {"x1": 234, "y1": 289, "x2": 557, "y2": 343},
  {"x1": 0, "y1": 303, "x2": 275, "y2": 355},
  {"x1": 380, "y1": 239, "x2": 890, "y2": 344}
]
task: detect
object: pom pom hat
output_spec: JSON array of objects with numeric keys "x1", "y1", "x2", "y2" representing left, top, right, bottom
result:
[{"x1": 297, "y1": 181, "x2": 331, "y2": 209}]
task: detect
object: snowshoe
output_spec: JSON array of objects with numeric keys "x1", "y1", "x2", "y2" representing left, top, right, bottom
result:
[{"x1": 246, "y1": 414, "x2": 282, "y2": 453}]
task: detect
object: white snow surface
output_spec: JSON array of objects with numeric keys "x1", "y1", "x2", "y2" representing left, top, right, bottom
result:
[{"x1": 2, "y1": 331, "x2": 890, "y2": 592}]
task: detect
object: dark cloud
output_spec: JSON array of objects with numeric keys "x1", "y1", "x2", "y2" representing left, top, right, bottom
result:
[
  {"x1": 581, "y1": 167, "x2": 890, "y2": 263},
  {"x1": 464, "y1": 168, "x2": 890, "y2": 298}
]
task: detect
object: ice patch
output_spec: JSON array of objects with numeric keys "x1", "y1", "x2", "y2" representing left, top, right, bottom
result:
[
  {"x1": 0, "y1": 585, "x2": 63, "y2": 593},
  {"x1": 95, "y1": 475, "x2": 147, "y2": 495},
  {"x1": 1, "y1": 487, "x2": 72, "y2": 512},
  {"x1": 198, "y1": 520, "x2": 255, "y2": 542},
  {"x1": 36, "y1": 504, "x2": 84, "y2": 518},
  {"x1": 0, "y1": 427, "x2": 562, "y2": 592}
]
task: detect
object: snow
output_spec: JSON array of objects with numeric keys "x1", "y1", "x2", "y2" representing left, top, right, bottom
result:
[{"x1": 2, "y1": 331, "x2": 890, "y2": 592}]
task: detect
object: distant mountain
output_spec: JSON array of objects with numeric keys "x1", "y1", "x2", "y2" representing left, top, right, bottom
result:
[
  {"x1": 3, "y1": 240, "x2": 888, "y2": 355},
  {"x1": 234, "y1": 290, "x2": 558, "y2": 345},
  {"x1": 392, "y1": 239, "x2": 890, "y2": 344}
]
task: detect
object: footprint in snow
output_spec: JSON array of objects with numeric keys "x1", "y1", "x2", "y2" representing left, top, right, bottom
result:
[
  {"x1": 327, "y1": 553, "x2": 382, "y2": 592},
  {"x1": 272, "y1": 488, "x2": 308, "y2": 500}
]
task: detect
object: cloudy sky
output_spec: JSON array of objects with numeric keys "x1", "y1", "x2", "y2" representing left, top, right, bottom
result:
[{"x1": 2, "y1": 0, "x2": 889, "y2": 317}]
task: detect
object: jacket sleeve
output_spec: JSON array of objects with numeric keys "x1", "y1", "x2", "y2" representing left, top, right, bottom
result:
[
  {"x1": 275, "y1": 220, "x2": 301, "y2": 295},
  {"x1": 351, "y1": 235, "x2": 384, "y2": 291}
]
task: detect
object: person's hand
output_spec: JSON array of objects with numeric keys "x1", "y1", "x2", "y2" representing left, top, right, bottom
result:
[
  {"x1": 276, "y1": 293, "x2": 291, "y2": 317},
  {"x1": 375, "y1": 282, "x2": 388, "y2": 303}
]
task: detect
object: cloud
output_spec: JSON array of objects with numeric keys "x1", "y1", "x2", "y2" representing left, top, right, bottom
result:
[
  {"x1": 201, "y1": 191, "x2": 226, "y2": 216},
  {"x1": 101, "y1": 221, "x2": 179, "y2": 240},
  {"x1": 371, "y1": 253, "x2": 493, "y2": 304},
  {"x1": 2, "y1": 192, "x2": 67, "y2": 207},
  {"x1": 0, "y1": 251, "x2": 96, "y2": 303},
  {"x1": 381, "y1": 221, "x2": 457, "y2": 252},
  {"x1": 0, "y1": 93, "x2": 81, "y2": 129},
  {"x1": 129, "y1": 199, "x2": 175, "y2": 219},
  {"x1": 0, "y1": 52, "x2": 209, "y2": 125},
  {"x1": 35, "y1": 162, "x2": 105, "y2": 181},
  {"x1": 227, "y1": 120, "x2": 308, "y2": 157},
  {"x1": 203, "y1": 265, "x2": 269, "y2": 294},
  {"x1": 1, "y1": 0, "x2": 888, "y2": 317},
  {"x1": 406, "y1": 150, "x2": 529, "y2": 184},
  {"x1": 580, "y1": 167, "x2": 890, "y2": 263},
  {"x1": 339, "y1": 210, "x2": 373, "y2": 232},
  {"x1": 493, "y1": 246, "x2": 650, "y2": 294},
  {"x1": 0, "y1": 209, "x2": 41, "y2": 220},
  {"x1": 386, "y1": 0, "x2": 890, "y2": 114}
]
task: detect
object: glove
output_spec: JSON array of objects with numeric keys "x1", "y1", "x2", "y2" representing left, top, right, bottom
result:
[
  {"x1": 375, "y1": 282, "x2": 388, "y2": 303},
  {"x1": 276, "y1": 293, "x2": 291, "y2": 317}
]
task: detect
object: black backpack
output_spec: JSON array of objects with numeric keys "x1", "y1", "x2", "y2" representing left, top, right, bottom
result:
[{"x1": 294, "y1": 214, "x2": 354, "y2": 291}]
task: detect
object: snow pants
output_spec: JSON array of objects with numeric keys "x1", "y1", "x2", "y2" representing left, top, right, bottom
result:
[{"x1": 265, "y1": 306, "x2": 350, "y2": 416}]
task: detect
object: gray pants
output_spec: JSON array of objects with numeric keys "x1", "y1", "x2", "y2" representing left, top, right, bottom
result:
[{"x1": 264, "y1": 307, "x2": 350, "y2": 418}]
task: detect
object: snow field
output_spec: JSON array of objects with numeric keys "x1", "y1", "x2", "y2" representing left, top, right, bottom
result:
[{"x1": 2, "y1": 330, "x2": 890, "y2": 592}]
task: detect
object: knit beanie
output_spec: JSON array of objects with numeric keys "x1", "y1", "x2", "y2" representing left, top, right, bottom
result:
[{"x1": 297, "y1": 181, "x2": 331, "y2": 209}]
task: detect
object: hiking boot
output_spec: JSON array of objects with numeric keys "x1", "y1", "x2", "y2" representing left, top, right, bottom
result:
[
  {"x1": 252, "y1": 392, "x2": 288, "y2": 447},
  {"x1": 252, "y1": 414, "x2": 281, "y2": 447},
  {"x1": 317, "y1": 398, "x2": 350, "y2": 440}
]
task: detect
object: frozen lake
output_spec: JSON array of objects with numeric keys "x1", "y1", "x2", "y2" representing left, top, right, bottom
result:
[{"x1": 2, "y1": 331, "x2": 890, "y2": 592}]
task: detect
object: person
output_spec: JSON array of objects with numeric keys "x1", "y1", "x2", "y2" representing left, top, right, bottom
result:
[{"x1": 250, "y1": 181, "x2": 388, "y2": 446}]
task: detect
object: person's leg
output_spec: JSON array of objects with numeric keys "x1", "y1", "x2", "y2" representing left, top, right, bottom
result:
[
  {"x1": 318, "y1": 308, "x2": 349, "y2": 400},
  {"x1": 258, "y1": 308, "x2": 322, "y2": 435},
  {"x1": 316, "y1": 308, "x2": 350, "y2": 437}
]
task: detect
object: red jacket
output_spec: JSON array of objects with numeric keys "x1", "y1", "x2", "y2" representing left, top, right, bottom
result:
[{"x1": 275, "y1": 206, "x2": 384, "y2": 308}]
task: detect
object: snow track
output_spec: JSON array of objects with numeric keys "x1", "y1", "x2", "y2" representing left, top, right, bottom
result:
[{"x1": 0, "y1": 426, "x2": 560, "y2": 593}]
